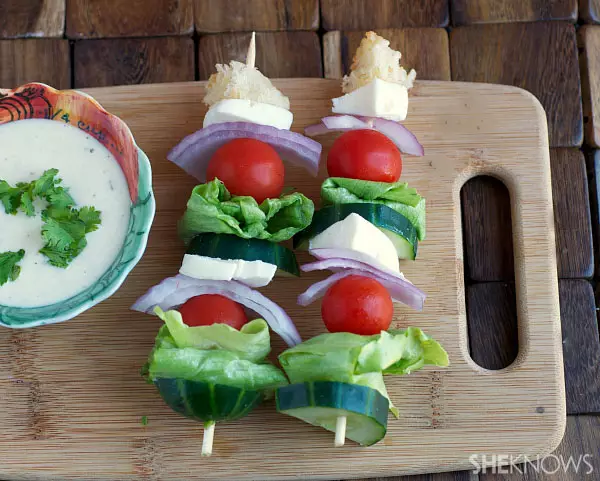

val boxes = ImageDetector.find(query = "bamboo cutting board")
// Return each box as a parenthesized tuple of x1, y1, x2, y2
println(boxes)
(0, 79, 565, 480)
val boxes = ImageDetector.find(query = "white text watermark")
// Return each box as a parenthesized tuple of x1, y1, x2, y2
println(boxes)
(469, 454, 594, 475)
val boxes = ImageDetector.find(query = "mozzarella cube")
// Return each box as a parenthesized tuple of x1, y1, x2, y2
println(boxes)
(234, 259, 278, 288)
(203, 98, 293, 130)
(309, 213, 400, 273)
(180, 254, 277, 288)
(332, 78, 409, 121)
(180, 255, 237, 281)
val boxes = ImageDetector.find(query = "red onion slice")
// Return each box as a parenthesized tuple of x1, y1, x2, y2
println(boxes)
(168, 122, 322, 180)
(132, 274, 301, 346)
(308, 248, 406, 278)
(304, 115, 424, 156)
(365, 117, 424, 156)
(299, 255, 425, 311)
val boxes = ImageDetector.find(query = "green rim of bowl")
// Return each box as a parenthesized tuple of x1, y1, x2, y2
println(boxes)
(0, 146, 155, 328)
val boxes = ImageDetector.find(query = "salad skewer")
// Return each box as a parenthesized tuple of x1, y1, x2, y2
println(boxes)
(334, 415, 347, 447)
(134, 33, 321, 456)
(202, 421, 216, 456)
(276, 31, 448, 448)
(246, 31, 256, 69)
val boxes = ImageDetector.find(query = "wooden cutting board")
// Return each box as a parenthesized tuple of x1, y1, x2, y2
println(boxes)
(0, 79, 565, 480)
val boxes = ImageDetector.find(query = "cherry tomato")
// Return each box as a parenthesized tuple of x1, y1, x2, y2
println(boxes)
(178, 295, 248, 330)
(206, 138, 285, 203)
(321, 275, 393, 335)
(327, 129, 402, 182)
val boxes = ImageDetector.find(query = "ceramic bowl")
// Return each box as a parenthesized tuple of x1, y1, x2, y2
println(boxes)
(0, 83, 155, 328)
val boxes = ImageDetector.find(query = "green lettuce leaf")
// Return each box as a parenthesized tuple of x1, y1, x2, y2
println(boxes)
(145, 310, 288, 393)
(278, 328, 448, 415)
(178, 178, 314, 244)
(147, 345, 288, 392)
(154, 307, 270, 362)
(321, 177, 426, 240)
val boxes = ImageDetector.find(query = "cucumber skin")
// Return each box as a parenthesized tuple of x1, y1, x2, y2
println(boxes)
(187, 233, 300, 276)
(155, 378, 263, 423)
(293, 203, 418, 260)
(277, 381, 388, 427)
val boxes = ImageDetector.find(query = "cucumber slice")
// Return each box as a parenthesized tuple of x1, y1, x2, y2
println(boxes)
(276, 381, 389, 446)
(155, 378, 263, 423)
(293, 203, 418, 260)
(187, 233, 300, 277)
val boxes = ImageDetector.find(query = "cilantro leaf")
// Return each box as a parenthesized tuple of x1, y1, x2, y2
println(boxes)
(39, 246, 72, 268)
(2, 169, 102, 270)
(1, 180, 36, 216)
(77, 206, 102, 233)
(0, 180, 10, 195)
(0, 249, 25, 286)
(32, 168, 60, 198)
(42, 205, 73, 222)
(46, 186, 75, 210)
(20, 190, 35, 217)
(0, 180, 24, 215)
(42, 217, 78, 251)
(39, 206, 96, 268)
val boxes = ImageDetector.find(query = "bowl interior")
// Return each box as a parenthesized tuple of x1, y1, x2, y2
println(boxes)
(0, 83, 155, 328)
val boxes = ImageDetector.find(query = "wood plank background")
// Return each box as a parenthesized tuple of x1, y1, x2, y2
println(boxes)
(1, 1, 600, 480)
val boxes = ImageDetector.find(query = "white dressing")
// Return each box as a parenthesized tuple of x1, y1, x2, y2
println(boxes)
(0, 119, 131, 308)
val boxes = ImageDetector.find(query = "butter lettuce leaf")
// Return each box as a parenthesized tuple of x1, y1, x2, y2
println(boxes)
(178, 178, 314, 244)
(321, 177, 426, 240)
(147, 345, 288, 392)
(144, 309, 287, 393)
(278, 328, 448, 415)
(154, 307, 270, 362)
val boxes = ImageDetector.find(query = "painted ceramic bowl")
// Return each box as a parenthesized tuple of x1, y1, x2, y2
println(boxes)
(0, 83, 155, 328)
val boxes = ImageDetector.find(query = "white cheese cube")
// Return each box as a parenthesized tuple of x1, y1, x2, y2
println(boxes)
(203, 98, 294, 130)
(234, 259, 277, 288)
(180, 254, 277, 288)
(309, 213, 400, 273)
(180, 255, 237, 281)
(332, 78, 409, 121)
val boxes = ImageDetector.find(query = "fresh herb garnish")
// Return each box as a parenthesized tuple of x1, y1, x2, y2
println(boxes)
(0, 169, 62, 217)
(77, 206, 102, 233)
(31, 168, 60, 198)
(0, 170, 102, 271)
(0, 250, 25, 286)
(0, 180, 30, 215)
(39, 205, 101, 268)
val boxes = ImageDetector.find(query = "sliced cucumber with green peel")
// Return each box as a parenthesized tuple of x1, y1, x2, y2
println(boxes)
(293, 203, 418, 260)
(187, 233, 300, 276)
(155, 378, 264, 456)
(155, 378, 263, 423)
(276, 381, 389, 446)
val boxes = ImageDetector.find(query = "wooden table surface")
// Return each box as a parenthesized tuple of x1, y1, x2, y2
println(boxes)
(0, 0, 599, 480)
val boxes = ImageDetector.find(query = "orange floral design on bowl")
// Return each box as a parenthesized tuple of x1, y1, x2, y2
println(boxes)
(0, 82, 139, 201)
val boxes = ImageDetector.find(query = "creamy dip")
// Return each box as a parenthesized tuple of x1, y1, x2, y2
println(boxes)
(0, 119, 131, 308)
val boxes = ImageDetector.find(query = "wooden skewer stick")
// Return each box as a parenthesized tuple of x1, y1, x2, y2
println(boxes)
(202, 421, 216, 456)
(334, 416, 347, 447)
(246, 31, 256, 68)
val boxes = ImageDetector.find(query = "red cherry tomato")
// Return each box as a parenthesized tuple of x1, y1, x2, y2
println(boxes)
(206, 138, 285, 203)
(178, 295, 248, 330)
(327, 129, 402, 182)
(321, 275, 393, 335)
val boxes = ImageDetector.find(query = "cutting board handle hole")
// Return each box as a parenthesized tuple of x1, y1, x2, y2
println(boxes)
(461, 176, 519, 370)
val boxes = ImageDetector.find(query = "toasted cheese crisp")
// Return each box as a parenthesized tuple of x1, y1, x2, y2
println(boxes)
(204, 61, 290, 110)
(342, 32, 416, 93)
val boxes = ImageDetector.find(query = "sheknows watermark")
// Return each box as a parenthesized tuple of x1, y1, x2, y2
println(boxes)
(469, 454, 594, 475)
